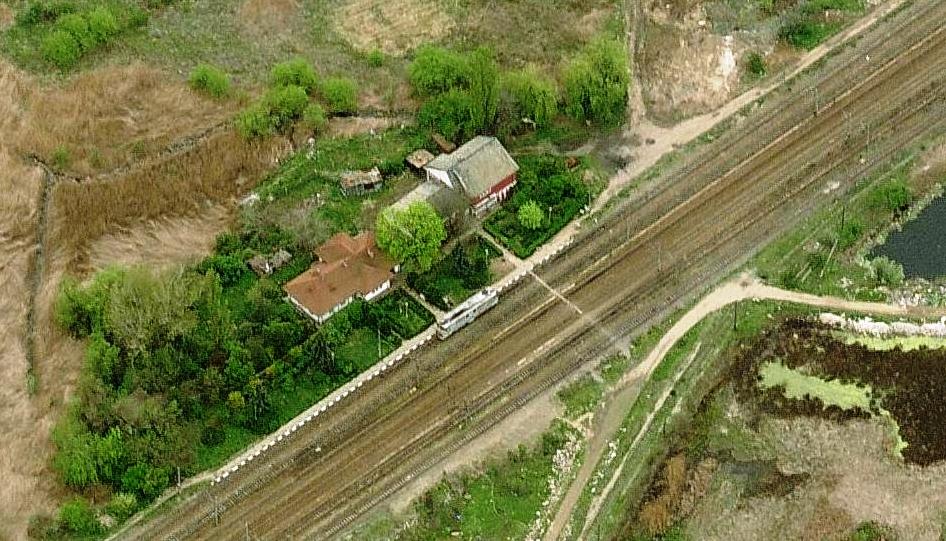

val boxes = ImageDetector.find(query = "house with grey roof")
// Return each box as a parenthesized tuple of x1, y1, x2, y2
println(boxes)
(424, 136, 519, 215)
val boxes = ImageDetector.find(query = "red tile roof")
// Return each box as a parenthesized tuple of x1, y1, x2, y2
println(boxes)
(284, 232, 396, 319)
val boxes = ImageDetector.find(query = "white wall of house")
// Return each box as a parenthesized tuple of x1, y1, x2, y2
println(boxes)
(287, 279, 393, 324)
(426, 168, 452, 189)
(364, 280, 392, 302)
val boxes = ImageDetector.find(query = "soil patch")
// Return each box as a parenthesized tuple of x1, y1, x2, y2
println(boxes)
(334, 0, 455, 55)
(0, 3, 13, 31)
(238, 0, 300, 35)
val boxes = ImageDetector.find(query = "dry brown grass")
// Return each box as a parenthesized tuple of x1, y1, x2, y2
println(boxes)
(49, 129, 290, 261)
(85, 205, 233, 273)
(0, 2, 13, 31)
(238, 0, 300, 35)
(20, 63, 238, 177)
(334, 0, 455, 55)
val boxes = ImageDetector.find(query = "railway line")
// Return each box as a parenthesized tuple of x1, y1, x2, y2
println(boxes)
(122, 2, 946, 539)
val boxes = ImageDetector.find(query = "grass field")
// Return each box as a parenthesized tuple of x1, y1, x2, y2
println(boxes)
(759, 361, 872, 412)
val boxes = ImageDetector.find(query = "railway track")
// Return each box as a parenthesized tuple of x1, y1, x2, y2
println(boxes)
(122, 2, 946, 539)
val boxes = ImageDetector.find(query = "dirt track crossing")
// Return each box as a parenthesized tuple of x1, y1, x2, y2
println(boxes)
(120, 2, 946, 539)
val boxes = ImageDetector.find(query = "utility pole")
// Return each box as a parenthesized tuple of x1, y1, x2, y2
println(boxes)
(733, 302, 738, 332)
(377, 326, 381, 359)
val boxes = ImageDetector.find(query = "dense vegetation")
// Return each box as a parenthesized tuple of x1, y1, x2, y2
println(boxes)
(411, 38, 628, 142)
(407, 236, 500, 310)
(485, 154, 594, 258)
(778, 0, 866, 50)
(376, 201, 447, 273)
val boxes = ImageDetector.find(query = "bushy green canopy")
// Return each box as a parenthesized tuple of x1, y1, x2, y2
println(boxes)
(376, 202, 447, 273)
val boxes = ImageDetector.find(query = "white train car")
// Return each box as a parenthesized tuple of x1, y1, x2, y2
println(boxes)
(437, 288, 499, 340)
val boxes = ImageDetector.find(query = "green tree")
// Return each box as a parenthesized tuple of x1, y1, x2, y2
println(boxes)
(121, 463, 169, 501)
(58, 498, 101, 536)
(518, 200, 545, 230)
(563, 37, 629, 126)
(271, 57, 318, 94)
(376, 202, 447, 273)
(52, 417, 99, 488)
(503, 68, 558, 128)
(320, 77, 359, 114)
(466, 48, 500, 135)
(409, 45, 470, 96)
(417, 88, 474, 142)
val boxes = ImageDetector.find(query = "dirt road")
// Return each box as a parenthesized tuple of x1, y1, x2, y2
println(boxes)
(121, 2, 946, 538)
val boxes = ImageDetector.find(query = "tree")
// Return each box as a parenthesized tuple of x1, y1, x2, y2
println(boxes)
(376, 202, 447, 273)
(409, 45, 470, 96)
(518, 200, 545, 230)
(466, 48, 500, 135)
(563, 37, 629, 126)
(417, 88, 474, 142)
(503, 68, 558, 128)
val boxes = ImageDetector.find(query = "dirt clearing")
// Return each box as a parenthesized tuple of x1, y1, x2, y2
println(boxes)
(238, 0, 301, 35)
(334, 0, 455, 55)
(0, 3, 13, 31)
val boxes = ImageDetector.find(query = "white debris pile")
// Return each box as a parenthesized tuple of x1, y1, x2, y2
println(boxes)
(523, 435, 582, 541)
(818, 312, 946, 337)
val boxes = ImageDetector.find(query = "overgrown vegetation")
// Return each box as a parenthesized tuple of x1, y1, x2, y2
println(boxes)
(188, 64, 231, 99)
(558, 375, 605, 419)
(407, 235, 501, 310)
(5, 0, 158, 70)
(485, 154, 594, 258)
(778, 0, 866, 50)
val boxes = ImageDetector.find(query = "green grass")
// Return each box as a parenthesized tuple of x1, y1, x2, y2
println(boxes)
(598, 354, 631, 386)
(759, 361, 872, 411)
(397, 420, 579, 540)
(558, 375, 605, 419)
(779, 0, 866, 50)
(840, 333, 946, 352)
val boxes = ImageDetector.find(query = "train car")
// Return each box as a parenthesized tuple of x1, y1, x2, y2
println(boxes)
(437, 288, 499, 340)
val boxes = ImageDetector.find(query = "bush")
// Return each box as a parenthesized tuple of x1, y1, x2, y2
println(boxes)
(745, 51, 767, 79)
(235, 104, 276, 139)
(871, 256, 904, 286)
(779, 18, 838, 50)
(868, 177, 912, 213)
(105, 492, 138, 522)
(320, 77, 358, 115)
(58, 498, 101, 536)
(503, 68, 558, 128)
(272, 57, 318, 94)
(367, 49, 385, 67)
(16, 1, 76, 27)
(189, 64, 231, 99)
(265, 84, 309, 126)
(836, 216, 864, 249)
(409, 45, 470, 96)
(86, 6, 120, 44)
(56, 13, 95, 51)
(121, 463, 170, 500)
(563, 38, 629, 126)
(41, 29, 82, 69)
(302, 102, 328, 133)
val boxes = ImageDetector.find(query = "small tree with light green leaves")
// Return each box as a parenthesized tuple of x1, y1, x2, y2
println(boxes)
(518, 200, 544, 230)
(376, 202, 447, 273)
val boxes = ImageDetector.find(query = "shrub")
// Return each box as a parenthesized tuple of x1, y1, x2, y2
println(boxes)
(56, 13, 95, 51)
(367, 49, 385, 67)
(302, 103, 328, 133)
(409, 45, 470, 96)
(320, 77, 358, 115)
(272, 57, 318, 94)
(105, 492, 138, 522)
(836, 216, 864, 249)
(263, 84, 309, 128)
(503, 68, 558, 128)
(121, 463, 170, 500)
(86, 6, 120, 44)
(779, 18, 837, 50)
(235, 104, 276, 139)
(871, 256, 904, 286)
(518, 200, 544, 230)
(189, 64, 231, 99)
(745, 51, 767, 78)
(16, 1, 76, 27)
(51, 145, 71, 171)
(41, 29, 82, 69)
(868, 177, 912, 213)
(563, 38, 629, 126)
(58, 498, 101, 536)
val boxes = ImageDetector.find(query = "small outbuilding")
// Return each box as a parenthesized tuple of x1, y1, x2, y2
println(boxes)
(248, 249, 292, 276)
(340, 167, 384, 196)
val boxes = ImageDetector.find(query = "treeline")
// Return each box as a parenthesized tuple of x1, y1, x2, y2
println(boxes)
(411, 37, 629, 142)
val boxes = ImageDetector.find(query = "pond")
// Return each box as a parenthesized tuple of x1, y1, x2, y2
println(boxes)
(871, 195, 946, 280)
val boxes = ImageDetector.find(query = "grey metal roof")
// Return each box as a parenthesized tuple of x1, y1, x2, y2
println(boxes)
(426, 136, 519, 198)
